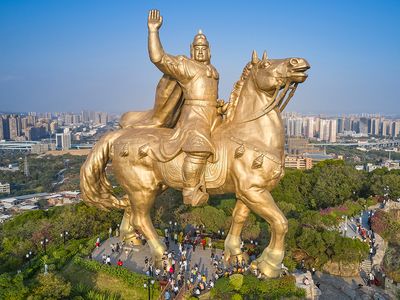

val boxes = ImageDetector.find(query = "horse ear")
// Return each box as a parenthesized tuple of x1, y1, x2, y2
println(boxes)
(252, 50, 259, 64)
(262, 51, 268, 62)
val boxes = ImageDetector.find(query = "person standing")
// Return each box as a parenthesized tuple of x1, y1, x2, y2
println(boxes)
(96, 236, 100, 248)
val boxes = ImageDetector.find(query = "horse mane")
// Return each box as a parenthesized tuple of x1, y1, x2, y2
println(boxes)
(226, 62, 253, 122)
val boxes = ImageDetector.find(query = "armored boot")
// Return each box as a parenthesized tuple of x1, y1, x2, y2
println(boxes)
(182, 153, 209, 206)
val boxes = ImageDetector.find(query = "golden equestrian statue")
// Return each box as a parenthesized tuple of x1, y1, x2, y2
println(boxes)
(80, 9, 310, 278)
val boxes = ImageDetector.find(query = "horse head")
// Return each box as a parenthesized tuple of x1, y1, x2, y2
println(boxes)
(250, 50, 310, 95)
(227, 51, 310, 123)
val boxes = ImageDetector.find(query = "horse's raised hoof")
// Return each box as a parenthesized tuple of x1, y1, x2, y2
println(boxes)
(250, 259, 282, 278)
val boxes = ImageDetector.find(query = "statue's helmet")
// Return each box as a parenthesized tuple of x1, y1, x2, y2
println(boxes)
(190, 29, 211, 61)
(192, 29, 209, 47)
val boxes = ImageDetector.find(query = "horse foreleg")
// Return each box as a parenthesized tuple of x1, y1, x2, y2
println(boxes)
(238, 188, 288, 278)
(224, 198, 250, 264)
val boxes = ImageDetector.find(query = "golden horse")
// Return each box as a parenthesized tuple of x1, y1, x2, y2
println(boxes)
(80, 51, 310, 278)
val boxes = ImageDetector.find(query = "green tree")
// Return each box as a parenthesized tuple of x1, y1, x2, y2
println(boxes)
(0, 273, 28, 300)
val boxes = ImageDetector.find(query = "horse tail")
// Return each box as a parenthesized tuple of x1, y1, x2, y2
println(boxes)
(80, 131, 127, 211)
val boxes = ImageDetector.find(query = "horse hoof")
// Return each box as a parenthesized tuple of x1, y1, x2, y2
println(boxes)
(251, 259, 281, 278)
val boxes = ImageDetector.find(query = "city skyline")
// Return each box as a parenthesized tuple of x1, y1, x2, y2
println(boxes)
(1, 1, 400, 114)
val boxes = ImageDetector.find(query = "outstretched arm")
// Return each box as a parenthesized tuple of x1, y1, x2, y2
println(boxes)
(148, 9, 164, 63)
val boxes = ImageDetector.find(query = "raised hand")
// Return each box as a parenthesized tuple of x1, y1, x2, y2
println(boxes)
(148, 9, 163, 32)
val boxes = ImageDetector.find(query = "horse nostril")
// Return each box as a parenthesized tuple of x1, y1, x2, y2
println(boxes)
(290, 58, 298, 66)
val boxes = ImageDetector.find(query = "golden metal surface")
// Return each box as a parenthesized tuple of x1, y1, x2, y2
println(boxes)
(80, 9, 310, 278)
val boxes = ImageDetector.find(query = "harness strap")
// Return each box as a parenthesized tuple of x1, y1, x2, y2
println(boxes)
(230, 136, 281, 165)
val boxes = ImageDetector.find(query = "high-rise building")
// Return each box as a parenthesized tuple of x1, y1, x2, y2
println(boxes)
(329, 119, 337, 143)
(370, 118, 380, 136)
(81, 111, 90, 122)
(100, 112, 108, 125)
(319, 119, 329, 141)
(381, 120, 391, 136)
(64, 114, 72, 125)
(306, 117, 314, 138)
(0, 117, 4, 140)
(55, 128, 71, 150)
(72, 114, 81, 124)
(21, 117, 28, 131)
(9, 116, 19, 140)
(343, 117, 352, 131)
(1, 117, 10, 140)
(337, 117, 344, 134)
(359, 117, 369, 135)
(392, 121, 400, 137)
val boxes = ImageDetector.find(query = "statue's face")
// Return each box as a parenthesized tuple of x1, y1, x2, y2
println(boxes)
(192, 45, 210, 62)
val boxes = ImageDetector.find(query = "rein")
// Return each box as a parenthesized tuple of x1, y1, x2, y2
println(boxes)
(237, 69, 298, 124)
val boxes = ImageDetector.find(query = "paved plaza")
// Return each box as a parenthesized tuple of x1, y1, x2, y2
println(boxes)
(92, 236, 223, 279)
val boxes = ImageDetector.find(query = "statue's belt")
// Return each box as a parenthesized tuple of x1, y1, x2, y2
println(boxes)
(184, 99, 217, 107)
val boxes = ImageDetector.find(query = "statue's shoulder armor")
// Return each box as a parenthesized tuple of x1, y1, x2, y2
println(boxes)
(209, 64, 219, 80)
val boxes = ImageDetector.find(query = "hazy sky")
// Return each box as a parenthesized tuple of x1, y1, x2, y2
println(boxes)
(1, 0, 399, 114)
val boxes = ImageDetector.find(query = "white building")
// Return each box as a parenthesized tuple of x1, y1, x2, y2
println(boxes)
(56, 128, 71, 150)
(0, 182, 10, 194)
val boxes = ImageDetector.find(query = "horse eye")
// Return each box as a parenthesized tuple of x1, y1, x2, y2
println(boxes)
(290, 58, 299, 66)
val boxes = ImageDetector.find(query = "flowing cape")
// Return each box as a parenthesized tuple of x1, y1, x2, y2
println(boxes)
(119, 75, 184, 129)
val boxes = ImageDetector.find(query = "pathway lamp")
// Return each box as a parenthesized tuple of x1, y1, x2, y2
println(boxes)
(40, 238, 49, 254)
(25, 250, 33, 266)
(144, 277, 156, 300)
(60, 230, 69, 245)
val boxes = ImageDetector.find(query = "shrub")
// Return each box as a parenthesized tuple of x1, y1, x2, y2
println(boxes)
(211, 274, 305, 299)
(229, 274, 244, 291)
(382, 243, 400, 282)
(0, 273, 28, 300)
(29, 273, 71, 300)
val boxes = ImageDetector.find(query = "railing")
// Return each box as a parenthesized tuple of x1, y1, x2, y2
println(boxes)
(157, 280, 171, 300)
(175, 282, 188, 300)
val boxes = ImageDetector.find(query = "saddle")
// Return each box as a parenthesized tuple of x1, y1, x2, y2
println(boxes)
(157, 137, 228, 190)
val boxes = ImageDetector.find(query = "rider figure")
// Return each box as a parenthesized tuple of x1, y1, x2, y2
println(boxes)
(148, 10, 219, 206)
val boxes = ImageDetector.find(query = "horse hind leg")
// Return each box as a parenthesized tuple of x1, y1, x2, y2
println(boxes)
(225, 199, 250, 265)
(127, 189, 166, 267)
(118, 204, 142, 245)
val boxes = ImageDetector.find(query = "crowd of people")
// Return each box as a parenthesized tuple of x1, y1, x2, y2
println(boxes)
(153, 226, 256, 299)
(93, 225, 265, 299)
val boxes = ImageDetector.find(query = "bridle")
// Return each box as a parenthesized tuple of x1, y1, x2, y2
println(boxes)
(237, 66, 298, 124)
